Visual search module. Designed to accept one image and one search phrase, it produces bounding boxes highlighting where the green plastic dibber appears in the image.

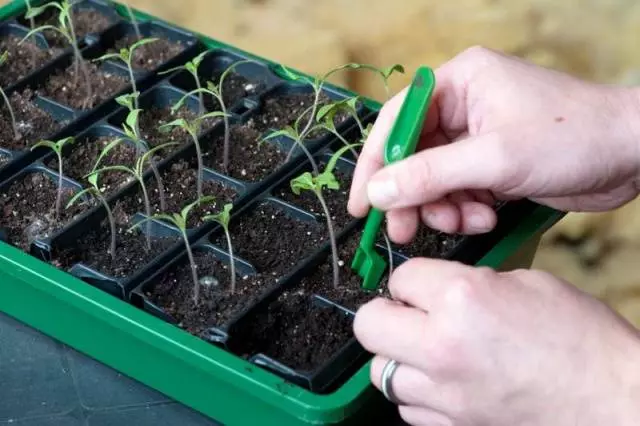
[352,66,436,291]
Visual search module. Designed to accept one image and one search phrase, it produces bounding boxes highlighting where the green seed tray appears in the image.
[0,1,565,424]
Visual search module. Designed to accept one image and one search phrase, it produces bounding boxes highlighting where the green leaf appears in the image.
[180,195,216,221]
[278,64,301,82]
[170,91,202,113]
[263,126,298,141]
[381,64,405,79]
[346,96,360,111]
[129,37,159,54]
[66,187,94,209]
[87,172,99,188]
[31,140,58,152]
[197,111,229,123]
[0,51,8,67]
[290,172,315,195]
[93,52,123,63]
[158,118,189,133]
[324,142,363,175]
[192,51,208,68]
[24,1,61,19]
[137,142,179,173]
[87,165,134,181]
[205,80,220,94]
[125,109,142,136]
[315,171,339,191]
[127,216,162,234]
[203,203,233,228]
[115,92,138,110]
[92,137,126,172]
[20,25,68,45]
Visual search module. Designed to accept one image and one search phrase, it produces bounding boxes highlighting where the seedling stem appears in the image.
[31,137,75,219]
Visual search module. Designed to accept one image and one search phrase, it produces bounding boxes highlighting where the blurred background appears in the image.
[11,0,640,326]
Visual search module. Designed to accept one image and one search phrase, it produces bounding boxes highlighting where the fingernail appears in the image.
[467,213,492,233]
[367,177,399,207]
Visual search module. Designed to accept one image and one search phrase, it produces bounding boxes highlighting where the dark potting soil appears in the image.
[136,105,218,150]
[250,92,348,137]
[0,35,61,88]
[20,7,116,48]
[111,34,185,72]
[211,202,323,277]
[203,71,263,111]
[202,123,286,182]
[230,293,354,372]
[275,162,353,231]
[114,158,239,228]
[39,60,127,110]
[391,224,464,258]
[0,171,90,251]
[0,89,63,151]
[294,231,390,312]
[52,219,178,279]
[145,250,277,334]
[45,135,138,194]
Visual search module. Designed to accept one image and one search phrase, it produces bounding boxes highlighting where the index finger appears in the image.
[347,87,408,217]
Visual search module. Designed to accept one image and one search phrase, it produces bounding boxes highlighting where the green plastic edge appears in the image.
[0,1,566,425]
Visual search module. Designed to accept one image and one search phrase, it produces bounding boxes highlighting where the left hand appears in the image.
[353,258,640,426]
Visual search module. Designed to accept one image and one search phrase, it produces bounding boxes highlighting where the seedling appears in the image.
[172,60,251,172]
[22,0,93,109]
[94,37,159,109]
[278,63,403,162]
[0,52,20,141]
[23,0,39,63]
[159,51,208,114]
[203,203,235,294]
[88,141,179,250]
[261,112,320,175]
[315,96,364,158]
[66,173,117,261]
[290,142,362,289]
[31,137,75,219]
[115,92,168,211]
[123,1,142,40]
[159,111,228,198]
[130,196,218,305]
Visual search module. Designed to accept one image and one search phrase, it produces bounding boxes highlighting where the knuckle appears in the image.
[443,267,495,306]
[460,45,498,62]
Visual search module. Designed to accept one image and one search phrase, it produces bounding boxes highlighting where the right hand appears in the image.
[348,46,640,243]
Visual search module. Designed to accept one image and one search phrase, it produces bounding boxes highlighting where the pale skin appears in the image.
[349,46,640,425]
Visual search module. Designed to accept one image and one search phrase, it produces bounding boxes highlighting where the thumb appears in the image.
[366,131,512,210]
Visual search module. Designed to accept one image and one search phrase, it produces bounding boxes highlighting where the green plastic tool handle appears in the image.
[363,67,436,246]
[384,66,436,164]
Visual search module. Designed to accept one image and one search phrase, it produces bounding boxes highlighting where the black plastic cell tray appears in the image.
[0,0,539,400]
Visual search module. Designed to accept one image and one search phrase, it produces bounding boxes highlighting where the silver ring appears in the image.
[381,359,401,404]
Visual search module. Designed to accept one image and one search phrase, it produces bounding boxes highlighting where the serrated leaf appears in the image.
[290,172,315,195]
[315,171,339,191]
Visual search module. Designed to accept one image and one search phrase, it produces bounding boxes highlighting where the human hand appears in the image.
[348,46,640,243]
[353,259,640,426]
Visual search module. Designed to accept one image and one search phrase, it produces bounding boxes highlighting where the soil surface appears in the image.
[391,224,464,258]
[145,250,277,335]
[113,158,239,228]
[293,231,390,312]
[20,7,116,48]
[203,71,263,111]
[250,92,349,138]
[45,135,138,194]
[53,217,178,279]
[275,160,354,231]
[0,89,64,151]
[40,60,127,110]
[0,171,89,251]
[111,34,185,71]
[202,123,286,182]
[211,202,323,277]
[0,35,61,88]
[230,293,354,372]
